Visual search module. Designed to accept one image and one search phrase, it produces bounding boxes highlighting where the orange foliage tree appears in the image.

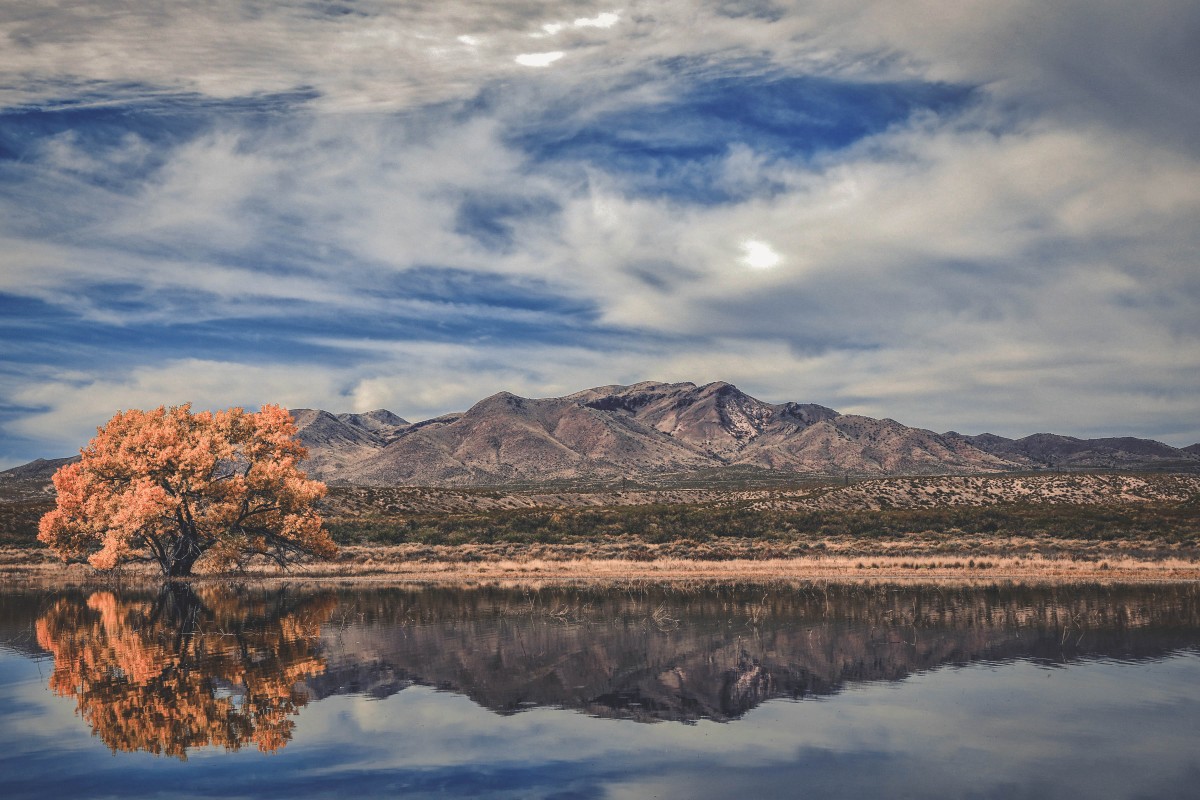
[38,404,336,577]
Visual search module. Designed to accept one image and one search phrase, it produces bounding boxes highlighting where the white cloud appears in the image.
[574,12,620,29]
[515,50,564,67]
[1,1,1195,148]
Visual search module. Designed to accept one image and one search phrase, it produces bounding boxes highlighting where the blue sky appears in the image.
[2,1,1199,466]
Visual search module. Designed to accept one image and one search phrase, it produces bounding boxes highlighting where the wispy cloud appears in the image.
[2,1,1198,465]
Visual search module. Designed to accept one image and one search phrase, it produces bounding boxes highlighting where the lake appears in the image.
[2,581,1198,799]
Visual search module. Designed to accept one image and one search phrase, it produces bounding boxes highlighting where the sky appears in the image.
[1,0,1199,466]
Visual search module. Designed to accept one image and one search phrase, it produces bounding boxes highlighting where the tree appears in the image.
[38,404,336,577]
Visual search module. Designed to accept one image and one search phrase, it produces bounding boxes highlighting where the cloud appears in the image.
[8,359,351,447]
[515,51,565,67]
[795,0,1200,153]
[2,1,1195,142]
[739,240,782,270]
[0,3,655,112]
[2,1,1199,464]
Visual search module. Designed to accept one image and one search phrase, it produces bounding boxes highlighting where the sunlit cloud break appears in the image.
[574,12,620,28]
[534,11,620,37]
[515,51,565,67]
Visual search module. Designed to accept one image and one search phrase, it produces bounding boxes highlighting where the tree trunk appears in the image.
[163,533,203,578]
[166,554,199,578]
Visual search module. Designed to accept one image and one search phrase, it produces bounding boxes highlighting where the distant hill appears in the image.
[0,456,78,484]
[954,432,1200,471]
[283,381,1200,485]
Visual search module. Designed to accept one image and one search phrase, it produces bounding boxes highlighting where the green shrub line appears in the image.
[323,500,1200,547]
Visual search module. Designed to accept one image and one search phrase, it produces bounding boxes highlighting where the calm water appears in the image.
[2,582,1199,799]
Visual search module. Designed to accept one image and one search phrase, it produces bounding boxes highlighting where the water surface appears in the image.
[2,582,1198,798]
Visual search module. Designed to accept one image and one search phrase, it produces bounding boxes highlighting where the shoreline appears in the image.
[5,546,1199,587]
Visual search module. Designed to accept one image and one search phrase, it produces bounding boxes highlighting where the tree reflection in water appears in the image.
[34,585,337,759]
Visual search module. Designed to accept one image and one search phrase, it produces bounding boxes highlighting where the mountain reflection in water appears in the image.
[9,582,1200,757]
[313,584,1200,723]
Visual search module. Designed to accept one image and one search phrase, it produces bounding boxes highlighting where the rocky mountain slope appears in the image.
[287,380,1200,485]
[289,409,409,479]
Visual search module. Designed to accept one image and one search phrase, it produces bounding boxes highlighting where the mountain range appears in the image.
[288,380,1200,485]
[5,380,1196,487]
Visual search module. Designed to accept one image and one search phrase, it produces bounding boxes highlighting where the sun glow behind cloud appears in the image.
[740,240,782,270]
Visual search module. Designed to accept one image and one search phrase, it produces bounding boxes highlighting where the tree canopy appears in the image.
[38,404,336,577]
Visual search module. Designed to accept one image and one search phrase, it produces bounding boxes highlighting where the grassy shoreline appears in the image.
[5,544,1199,587]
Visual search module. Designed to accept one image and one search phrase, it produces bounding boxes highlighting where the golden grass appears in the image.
[280,549,1200,585]
[5,544,1197,589]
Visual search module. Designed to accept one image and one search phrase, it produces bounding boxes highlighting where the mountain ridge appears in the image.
[6,380,1197,485]
[285,380,1200,485]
